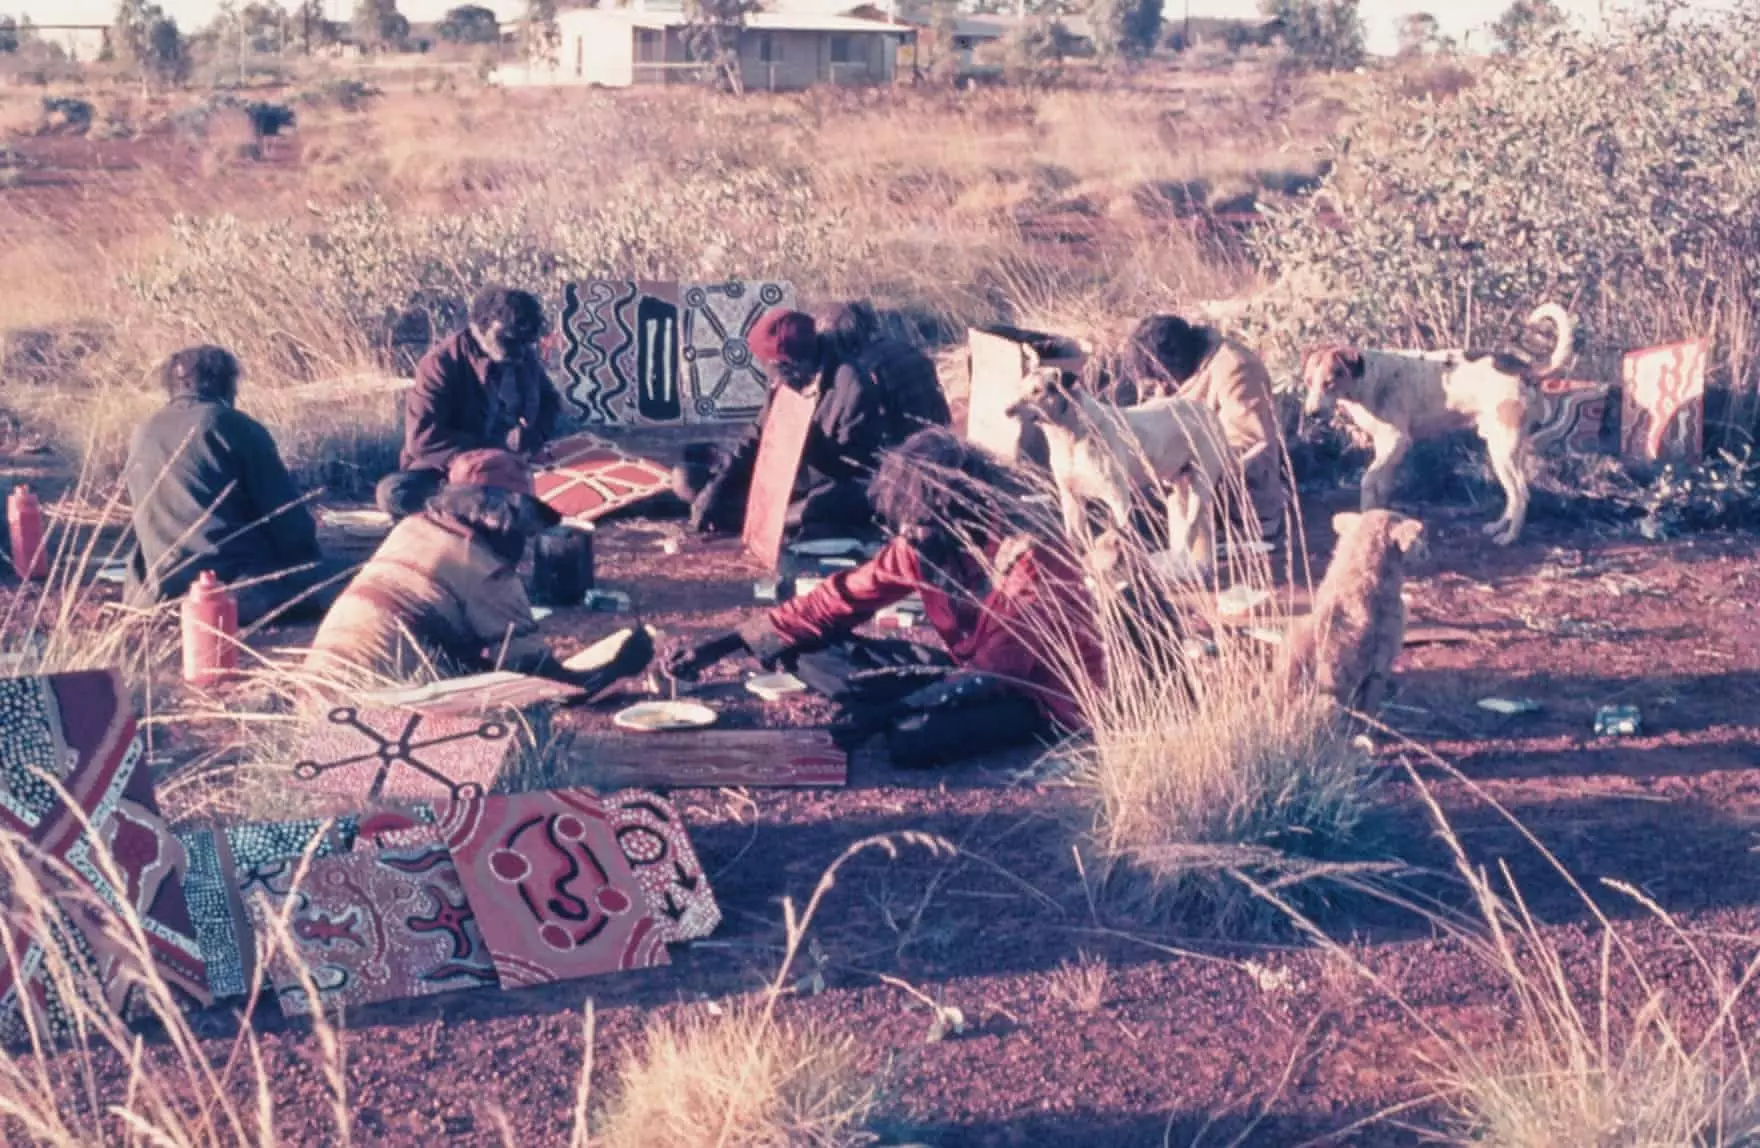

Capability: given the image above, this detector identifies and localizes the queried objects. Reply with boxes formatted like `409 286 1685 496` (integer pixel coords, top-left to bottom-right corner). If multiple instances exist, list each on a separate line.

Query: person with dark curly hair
376 286 563 520
124 345 347 626
666 427 1105 768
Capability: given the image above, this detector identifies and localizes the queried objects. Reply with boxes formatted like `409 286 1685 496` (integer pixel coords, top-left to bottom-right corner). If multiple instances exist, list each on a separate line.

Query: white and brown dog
1005 367 1231 573
1302 303 1577 546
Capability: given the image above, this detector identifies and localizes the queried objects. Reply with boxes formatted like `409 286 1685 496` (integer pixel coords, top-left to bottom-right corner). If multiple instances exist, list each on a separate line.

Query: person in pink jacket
666 428 1106 768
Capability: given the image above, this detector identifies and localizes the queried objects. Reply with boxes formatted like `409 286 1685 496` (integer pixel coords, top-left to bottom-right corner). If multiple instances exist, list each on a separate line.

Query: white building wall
560 10 637 86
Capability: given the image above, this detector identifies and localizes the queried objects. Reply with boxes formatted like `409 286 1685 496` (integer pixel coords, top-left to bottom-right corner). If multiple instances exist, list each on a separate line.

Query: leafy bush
1248 1 1760 440
38 96 92 134
244 101 296 138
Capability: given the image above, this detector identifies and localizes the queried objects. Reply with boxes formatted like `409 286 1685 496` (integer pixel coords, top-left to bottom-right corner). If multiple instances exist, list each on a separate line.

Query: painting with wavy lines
561 280 681 425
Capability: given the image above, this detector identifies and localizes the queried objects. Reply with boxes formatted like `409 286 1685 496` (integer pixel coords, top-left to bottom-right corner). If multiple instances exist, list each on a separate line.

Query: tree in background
683 0 761 93
439 5 501 44
1396 11 1446 57
1492 0 1567 53
292 0 340 51
353 0 409 53
0 16 18 53
1260 0 1363 71
521 0 559 66
112 0 189 84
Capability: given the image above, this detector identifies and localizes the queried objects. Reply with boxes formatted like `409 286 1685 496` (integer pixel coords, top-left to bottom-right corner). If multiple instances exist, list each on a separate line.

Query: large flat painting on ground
560 280 682 425
1621 339 1708 464
441 789 669 989
291 706 516 802
680 280 795 423
604 789 721 944
570 729 848 789
0 671 210 1039
532 432 674 522
245 843 497 1016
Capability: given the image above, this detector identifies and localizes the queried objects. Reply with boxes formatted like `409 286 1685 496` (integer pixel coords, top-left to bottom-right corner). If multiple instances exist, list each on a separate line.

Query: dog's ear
1391 517 1427 554
1331 511 1361 538
1336 349 1365 379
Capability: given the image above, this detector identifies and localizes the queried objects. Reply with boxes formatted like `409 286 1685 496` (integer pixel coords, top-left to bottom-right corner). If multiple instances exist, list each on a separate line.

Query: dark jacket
124 397 319 602
737 534 1104 730
697 356 895 537
400 330 563 472
855 337 950 442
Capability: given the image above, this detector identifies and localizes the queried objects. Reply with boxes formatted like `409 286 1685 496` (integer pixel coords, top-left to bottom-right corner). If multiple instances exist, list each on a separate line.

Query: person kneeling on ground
815 300 951 441
666 428 1106 768
1127 314 1292 547
310 449 652 693
124 345 347 626
376 286 563 520
679 309 905 543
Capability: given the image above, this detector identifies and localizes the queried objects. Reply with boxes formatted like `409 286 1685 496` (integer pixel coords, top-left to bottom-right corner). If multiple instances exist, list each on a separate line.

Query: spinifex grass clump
1062 519 1381 921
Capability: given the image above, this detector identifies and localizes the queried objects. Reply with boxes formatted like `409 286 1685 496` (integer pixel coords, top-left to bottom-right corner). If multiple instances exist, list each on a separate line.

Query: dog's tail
1525 303 1577 378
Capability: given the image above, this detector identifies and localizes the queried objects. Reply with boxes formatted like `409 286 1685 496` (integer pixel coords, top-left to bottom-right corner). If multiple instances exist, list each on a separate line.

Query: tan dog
1281 509 1427 714
1302 303 1576 546
1005 368 1230 573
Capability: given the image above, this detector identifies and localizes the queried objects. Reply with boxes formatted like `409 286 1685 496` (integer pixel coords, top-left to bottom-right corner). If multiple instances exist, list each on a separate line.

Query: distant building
496 3 910 90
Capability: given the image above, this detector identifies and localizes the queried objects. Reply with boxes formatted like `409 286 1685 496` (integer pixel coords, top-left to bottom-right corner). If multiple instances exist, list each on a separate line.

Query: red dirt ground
12 479 1760 1146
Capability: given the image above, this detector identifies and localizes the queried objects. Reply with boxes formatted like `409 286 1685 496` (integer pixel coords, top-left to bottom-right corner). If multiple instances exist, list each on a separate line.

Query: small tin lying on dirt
583 589 631 613
1477 697 1543 716
753 577 787 602
1594 705 1643 736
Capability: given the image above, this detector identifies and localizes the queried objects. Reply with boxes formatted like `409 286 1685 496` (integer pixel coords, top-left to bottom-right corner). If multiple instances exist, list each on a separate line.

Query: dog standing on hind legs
1003 367 1231 575
1280 509 1427 716
1301 302 1578 547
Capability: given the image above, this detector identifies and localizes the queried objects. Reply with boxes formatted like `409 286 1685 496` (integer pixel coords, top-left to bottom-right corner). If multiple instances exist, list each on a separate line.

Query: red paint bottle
7 486 48 580
181 570 239 686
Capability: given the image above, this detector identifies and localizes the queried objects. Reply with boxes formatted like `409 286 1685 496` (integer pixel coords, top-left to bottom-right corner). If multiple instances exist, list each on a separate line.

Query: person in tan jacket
1127 314 1291 545
307 450 651 690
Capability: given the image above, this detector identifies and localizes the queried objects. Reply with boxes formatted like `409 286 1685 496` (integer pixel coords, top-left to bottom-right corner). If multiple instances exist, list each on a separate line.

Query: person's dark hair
161 345 240 403
871 427 1054 546
469 286 546 344
1126 314 1214 385
815 300 881 358
426 484 545 565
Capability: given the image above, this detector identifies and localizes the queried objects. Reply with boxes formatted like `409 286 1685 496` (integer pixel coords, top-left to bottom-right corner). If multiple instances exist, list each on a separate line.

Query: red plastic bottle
7 486 48 580
181 570 239 686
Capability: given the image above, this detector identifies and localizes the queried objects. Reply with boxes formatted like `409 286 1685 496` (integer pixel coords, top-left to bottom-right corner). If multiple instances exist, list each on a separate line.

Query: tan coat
306 513 547 683
1180 336 1290 536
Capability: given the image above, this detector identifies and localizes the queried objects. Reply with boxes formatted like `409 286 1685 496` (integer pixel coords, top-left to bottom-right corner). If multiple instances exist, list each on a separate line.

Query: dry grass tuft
1047 951 1111 1013
595 1002 881 1148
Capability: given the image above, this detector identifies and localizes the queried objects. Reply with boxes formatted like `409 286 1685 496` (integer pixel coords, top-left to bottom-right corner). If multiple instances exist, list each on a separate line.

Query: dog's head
1301 346 1365 417
1004 367 1083 431
1333 510 1427 562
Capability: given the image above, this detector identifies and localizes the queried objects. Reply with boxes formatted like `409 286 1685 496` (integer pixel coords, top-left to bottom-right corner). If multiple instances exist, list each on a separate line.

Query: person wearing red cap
682 307 913 542
308 449 651 692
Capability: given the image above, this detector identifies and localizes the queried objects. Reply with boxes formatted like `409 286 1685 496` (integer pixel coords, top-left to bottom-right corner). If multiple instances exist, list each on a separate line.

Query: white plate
746 672 807 701
613 700 718 732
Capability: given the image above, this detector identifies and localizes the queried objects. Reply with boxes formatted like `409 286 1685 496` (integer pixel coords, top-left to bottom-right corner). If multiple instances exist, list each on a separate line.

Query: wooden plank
741 383 816 571
568 729 848 789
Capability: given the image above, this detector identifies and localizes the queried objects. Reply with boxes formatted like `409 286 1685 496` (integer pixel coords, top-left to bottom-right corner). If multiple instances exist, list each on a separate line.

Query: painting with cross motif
0 671 209 1041
243 842 498 1017
1621 339 1708 464
560 281 684 425
531 432 674 522
439 789 672 989
680 280 796 423
291 705 516 803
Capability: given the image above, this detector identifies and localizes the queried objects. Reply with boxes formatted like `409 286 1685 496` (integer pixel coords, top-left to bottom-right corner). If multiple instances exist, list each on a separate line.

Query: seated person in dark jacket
667 428 1106 769
816 300 951 442
376 285 563 520
680 310 906 542
124 346 346 626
